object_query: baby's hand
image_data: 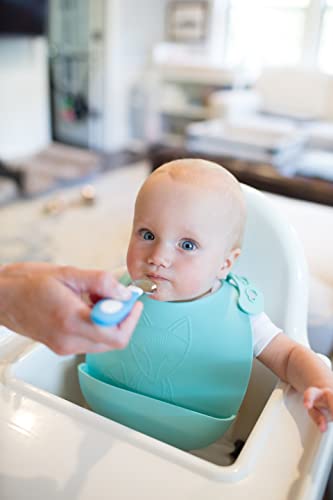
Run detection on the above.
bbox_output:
[303,387,333,432]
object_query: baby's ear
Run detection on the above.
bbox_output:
[217,248,241,279]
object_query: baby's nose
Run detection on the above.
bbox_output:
[147,244,172,268]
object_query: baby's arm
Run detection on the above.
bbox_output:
[258,334,333,432]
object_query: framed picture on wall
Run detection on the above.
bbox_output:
[166,1,209,43]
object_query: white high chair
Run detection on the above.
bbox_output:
[0,185,332,500]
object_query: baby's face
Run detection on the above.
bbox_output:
[127,174,236,302]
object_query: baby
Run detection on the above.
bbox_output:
[83,159,333,450]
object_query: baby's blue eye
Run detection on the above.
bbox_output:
[142,230,154,241]
[180,240,197,251]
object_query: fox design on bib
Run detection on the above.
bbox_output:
[104,311,192,403]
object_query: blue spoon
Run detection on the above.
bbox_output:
[91,279,157,327]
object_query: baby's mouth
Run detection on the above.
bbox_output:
[146,273,169,283]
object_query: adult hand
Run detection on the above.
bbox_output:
[0,262,143,355]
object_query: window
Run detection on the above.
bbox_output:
[158,1,333,75]
[225,0,310,69]
[318,0,333,74]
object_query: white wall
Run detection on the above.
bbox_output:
[0,37,50,161]
[103,0,168,151]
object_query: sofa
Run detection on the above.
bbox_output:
[207,65,333,152]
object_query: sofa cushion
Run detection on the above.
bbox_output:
[256,66,333,120]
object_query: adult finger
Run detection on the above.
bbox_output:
[59,266,131,301]
[116,301,143,340]
[76,301,143,347]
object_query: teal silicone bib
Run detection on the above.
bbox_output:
[79,274,262,449]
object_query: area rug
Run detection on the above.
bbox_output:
[1,142,146,200]
[8,142,102,197]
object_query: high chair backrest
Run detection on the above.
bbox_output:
[233,184,309,346]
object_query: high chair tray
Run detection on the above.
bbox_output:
[0,338,332,500]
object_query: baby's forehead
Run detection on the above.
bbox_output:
[146,163,241,210]
[137,176,236,228]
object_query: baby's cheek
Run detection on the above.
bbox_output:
[126,247,139,275]
[126,257,134,276]
[176,274,206,297]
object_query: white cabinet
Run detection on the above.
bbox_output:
[0,38,50,160]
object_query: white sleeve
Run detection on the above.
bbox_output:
[250,312,283,357]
